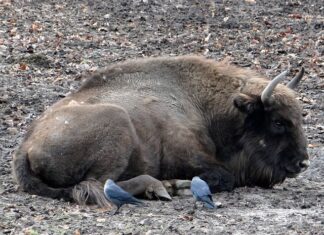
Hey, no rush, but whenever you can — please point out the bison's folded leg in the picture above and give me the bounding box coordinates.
[199,167,235,193]
[117,175,172,201]
[162,179,192,196]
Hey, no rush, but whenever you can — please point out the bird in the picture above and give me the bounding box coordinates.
[104,179,144,214]
[190,176,215,209]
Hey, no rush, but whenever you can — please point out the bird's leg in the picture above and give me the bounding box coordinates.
[193,200,198,210]
[113,206,120,215]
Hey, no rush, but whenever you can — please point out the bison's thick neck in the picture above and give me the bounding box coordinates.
[207,110,245,161]
[163,57,258,161]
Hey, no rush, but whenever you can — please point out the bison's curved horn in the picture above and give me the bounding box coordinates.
[261,70,288,104]
[287,67,304,89]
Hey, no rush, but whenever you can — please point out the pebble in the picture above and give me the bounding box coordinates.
[7,127,18,135]
[0,45,7,56]
[77,63,90,71]
[139,218,152,226]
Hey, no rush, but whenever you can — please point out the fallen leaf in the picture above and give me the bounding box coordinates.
[19,63,29,70]
[308,144,319,148]
[181,215,193,221]
[8,27,17,37]
[96,218,106,222]
[30,22,43,33]
[74,229,81,235]
[204,33,211,42]
[53,77,64,84]
[264,20,272,27]
[289,14,302,19]
[0,0,12,6]
[24,228,39,235]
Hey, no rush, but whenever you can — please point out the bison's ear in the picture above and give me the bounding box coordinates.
[233,93,261,114]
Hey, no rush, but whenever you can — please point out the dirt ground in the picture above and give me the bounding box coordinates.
[0,0,323,234]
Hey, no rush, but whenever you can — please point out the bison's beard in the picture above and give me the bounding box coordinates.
[230,145,288,189]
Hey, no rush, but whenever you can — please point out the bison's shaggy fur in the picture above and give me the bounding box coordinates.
[13,56,309,206]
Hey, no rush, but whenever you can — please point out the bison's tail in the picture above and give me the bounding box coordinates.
[12,147,73,201]
[12,148,111,208]
[72,179,112,208]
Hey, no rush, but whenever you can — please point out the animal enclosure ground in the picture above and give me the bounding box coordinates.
[0,0,323,234]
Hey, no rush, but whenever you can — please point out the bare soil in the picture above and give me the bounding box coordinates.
[0,0,323,234]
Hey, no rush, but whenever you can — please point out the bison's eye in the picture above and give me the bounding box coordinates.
[271,119,285,134]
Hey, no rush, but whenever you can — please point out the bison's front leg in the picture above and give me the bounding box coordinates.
[161,179,192,196]
[199,166,235,193]
[161,167,235,195]
[117,175,172,201]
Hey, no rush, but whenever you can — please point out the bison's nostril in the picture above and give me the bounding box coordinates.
[299,160,310,169]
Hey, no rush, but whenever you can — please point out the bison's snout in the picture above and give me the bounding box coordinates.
[298,159,310,172]
[284,154,310,177]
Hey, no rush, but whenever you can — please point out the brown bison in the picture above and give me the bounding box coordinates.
[13,56,309,207]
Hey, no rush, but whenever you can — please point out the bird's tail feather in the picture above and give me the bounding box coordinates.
[202,196,215,209]
[204,201,215,209]
[130,198,145,206]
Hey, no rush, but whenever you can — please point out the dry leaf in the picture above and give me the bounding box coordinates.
[0,0,12,6]
[30,22,42,33]
[53,77,64,84]
[74,229,81,235]
[204,33,211,42]
[96,218,106,222]
[8,27,17,37]
[19,63,29,70]
[289,14,302,19]
[181,215,193,221]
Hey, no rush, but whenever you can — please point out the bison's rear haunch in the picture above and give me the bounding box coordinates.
[12,56,309,206]
[12,148,72,200]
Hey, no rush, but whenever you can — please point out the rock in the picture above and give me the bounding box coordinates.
[139,218,152,226]
[77,63,90,71]
[0,45,7,56]
[7,127,18,135]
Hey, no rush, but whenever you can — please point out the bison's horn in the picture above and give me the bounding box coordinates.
[287,67,304,89]
[261,70,289,104]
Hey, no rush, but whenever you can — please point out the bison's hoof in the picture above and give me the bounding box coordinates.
[162,179,192,196]
[145,183,172,201]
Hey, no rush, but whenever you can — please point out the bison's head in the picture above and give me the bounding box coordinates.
[232,68,309,188]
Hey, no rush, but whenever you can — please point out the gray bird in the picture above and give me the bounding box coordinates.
[104,179,143,214]
[190,176,215,209]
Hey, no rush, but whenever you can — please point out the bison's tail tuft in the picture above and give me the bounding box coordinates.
[72,179,112,208]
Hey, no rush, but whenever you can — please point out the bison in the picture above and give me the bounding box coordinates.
[13,56,309,207]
